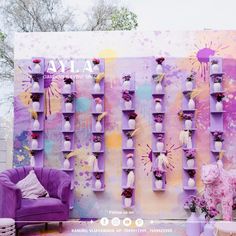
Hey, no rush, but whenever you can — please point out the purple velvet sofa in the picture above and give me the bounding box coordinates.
[0,167,71,233]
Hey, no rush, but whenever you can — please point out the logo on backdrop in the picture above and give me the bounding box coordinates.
[46,59,93,73]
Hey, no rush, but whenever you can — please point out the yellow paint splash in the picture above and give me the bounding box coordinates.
[105,131,122,149]
[98,49,117,62]
[18,92,31,107]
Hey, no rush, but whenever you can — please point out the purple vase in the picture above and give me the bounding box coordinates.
[186,212,201,236]
[203,220,214,236]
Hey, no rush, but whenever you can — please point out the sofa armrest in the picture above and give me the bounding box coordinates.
[57,179,71,204]
[0,176,22,218]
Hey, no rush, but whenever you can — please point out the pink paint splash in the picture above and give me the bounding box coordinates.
[196,47,215,80]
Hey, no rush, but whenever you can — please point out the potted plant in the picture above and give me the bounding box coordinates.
[93,135,102,152]
[95,97,103,113]
[122,75,131,91]
[203,206,219,236]
[185,149,196,168]
[31,94,40,111]
[31,110,40,130]
[93,154,100,171]
[94,172,102,189]
[155,98,162,112]
[95,112,107,132]
[64,116,71,131]
[126,153,134,168]
[213,76,222,92]
[187,169,196,188]
[156,152,169,171]
[31,133,39,149]
[186,130,193,149]
[215,93,224,112]
[211,59,219,74]
[92,58,100,74]
[32,58,41,73]
[63,154,71,169]
[32,76,40,92]
[152,74,165,93]
[153,169,164,189]
[64,135,71,151]
[65,94,74,112]
[63,77,73,93]
[93,72,105,93]
[126,169,135,188]
[155,57,165,74]
[156,134,164,152]
[128,112,137,129]
[126,129,139,149]
[187,89,200,110]
[121,188,133,208]
[212,131,224,151]
[126,132,133,149]
[180,130,192,148]
[23,146,36,166]
[154,114,164,132]
[184,195,201,236]
[178,111,193,130]
[185,74,194,91]
[122,91,132,110]
[30,150,35,167]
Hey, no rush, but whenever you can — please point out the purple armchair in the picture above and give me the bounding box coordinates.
[0,167,71,232]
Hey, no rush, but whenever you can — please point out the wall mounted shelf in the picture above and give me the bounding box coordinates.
[121,74,136,208]
[90,59,105,192]
[209,57,224,163]
[151,58,166,192]
[29,57,45,169]
[181,74,197,199]
[60,77,76,210]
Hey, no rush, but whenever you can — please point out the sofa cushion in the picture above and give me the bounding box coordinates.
[16,170,48,199]
[16,197,66,218]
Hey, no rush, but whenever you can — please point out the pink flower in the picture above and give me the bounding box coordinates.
[95,97,102,104]
[126,153,134,158]
[92,58,100,65]
[33,59,41,64]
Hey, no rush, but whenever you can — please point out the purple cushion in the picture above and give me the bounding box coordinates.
[17,197,67,218]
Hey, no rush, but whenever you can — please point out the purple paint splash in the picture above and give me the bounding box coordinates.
[196,47,215,80]
[196,48,215,63]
